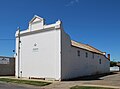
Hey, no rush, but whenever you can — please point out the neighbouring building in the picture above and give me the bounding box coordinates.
[117,62,120,67]
[15,15,110,80]
[0,56,15,76]
[117,62,120,71]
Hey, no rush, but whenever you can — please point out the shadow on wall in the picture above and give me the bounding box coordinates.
[63,72,119,81]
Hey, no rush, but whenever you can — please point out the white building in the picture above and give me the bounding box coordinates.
[15,15,110,80]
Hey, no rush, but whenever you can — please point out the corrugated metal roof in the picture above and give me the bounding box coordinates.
[71,40,104,55]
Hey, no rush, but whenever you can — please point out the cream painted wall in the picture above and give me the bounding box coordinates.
[16,16,110,80]
[16,29,61,80]
[61,29,110,80]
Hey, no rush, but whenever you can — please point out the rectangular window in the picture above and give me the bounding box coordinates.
[78,50,80,56]
[86,52,88,58]
[99,59,101,64]
[92,53,94,59]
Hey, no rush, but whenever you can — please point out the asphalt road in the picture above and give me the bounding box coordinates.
[0,82,41,89]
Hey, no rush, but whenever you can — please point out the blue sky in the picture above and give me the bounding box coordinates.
[0,0,120,61]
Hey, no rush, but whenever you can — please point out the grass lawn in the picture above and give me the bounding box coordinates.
[0,78,51,86]
[70,86,115,89]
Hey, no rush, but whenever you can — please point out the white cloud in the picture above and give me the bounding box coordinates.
[66,0,79,6]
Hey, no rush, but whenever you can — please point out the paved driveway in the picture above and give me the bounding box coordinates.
[43,72,120,89]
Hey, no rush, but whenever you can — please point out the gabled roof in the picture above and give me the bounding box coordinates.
[29,15,43,24]
[71,40,104,55]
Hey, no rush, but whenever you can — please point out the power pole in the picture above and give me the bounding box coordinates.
[18,27,20,78]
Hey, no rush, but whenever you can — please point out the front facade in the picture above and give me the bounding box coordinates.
[15,15,110,80]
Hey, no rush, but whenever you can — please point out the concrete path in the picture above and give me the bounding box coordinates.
[43,72,120,89]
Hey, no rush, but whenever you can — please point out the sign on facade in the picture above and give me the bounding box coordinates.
[0,58,10,64]
[32,43,39,52]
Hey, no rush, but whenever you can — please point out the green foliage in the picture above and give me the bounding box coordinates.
[110,61,117,67]
[0,78,51,86]
[70,86,115,89]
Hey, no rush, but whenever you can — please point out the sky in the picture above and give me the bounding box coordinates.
[0,0,120,61]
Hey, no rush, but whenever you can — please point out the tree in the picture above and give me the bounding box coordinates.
[110,61,117,67]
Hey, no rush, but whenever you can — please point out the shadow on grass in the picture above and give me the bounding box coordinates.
[63,72,119,81]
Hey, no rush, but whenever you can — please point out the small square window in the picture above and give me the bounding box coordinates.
[78,50,80,56]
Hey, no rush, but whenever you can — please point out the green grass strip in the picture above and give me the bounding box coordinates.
[70,86,115,89]
[0,78,51,86]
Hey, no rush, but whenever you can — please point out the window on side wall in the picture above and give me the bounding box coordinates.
[92,53,94,59]
[86,52,88,58]
[78,50,80,56]
[99,59,102,64]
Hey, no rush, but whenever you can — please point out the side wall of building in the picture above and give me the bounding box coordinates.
[16,29,61,80]
[61,29,110,80]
